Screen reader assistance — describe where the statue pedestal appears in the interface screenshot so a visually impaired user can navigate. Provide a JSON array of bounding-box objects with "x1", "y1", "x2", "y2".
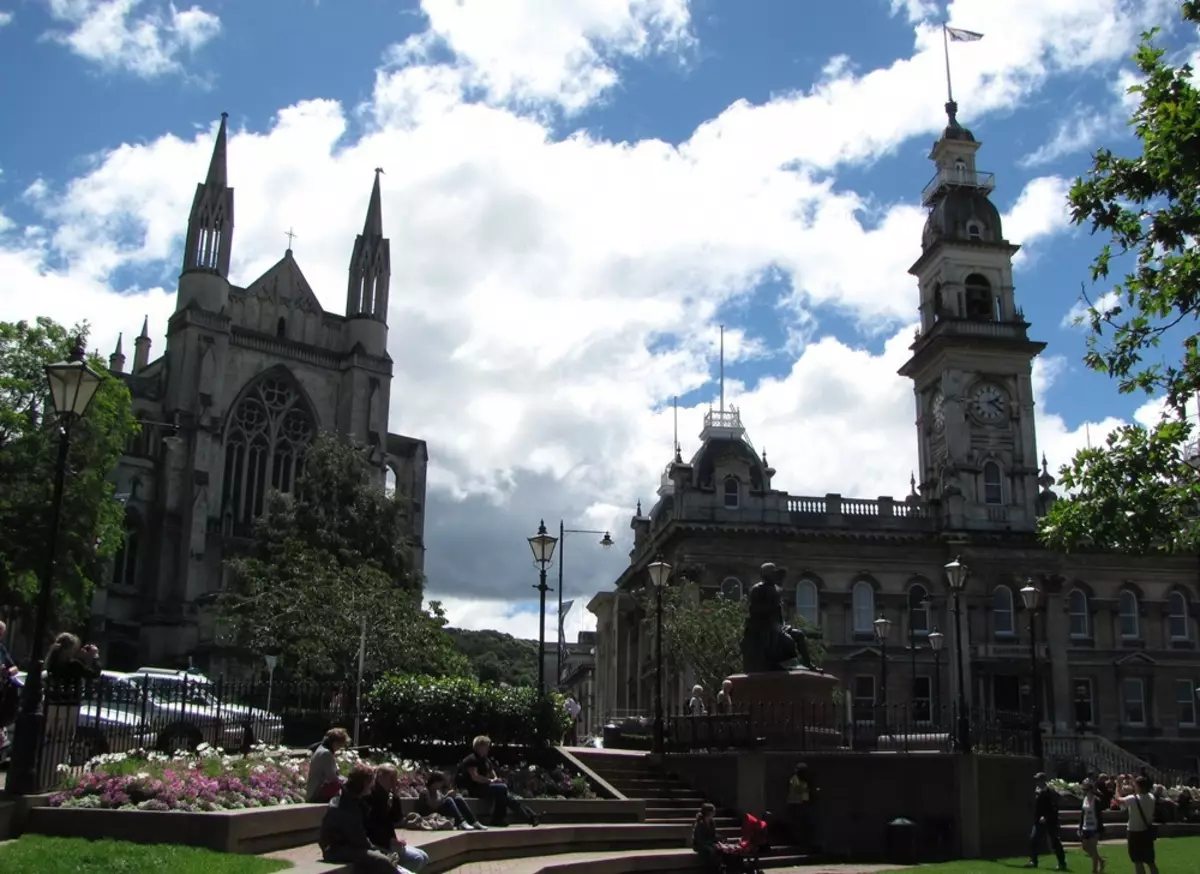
[{"x1": 725, "y1": 669, "x2": 842, "y2": 750}]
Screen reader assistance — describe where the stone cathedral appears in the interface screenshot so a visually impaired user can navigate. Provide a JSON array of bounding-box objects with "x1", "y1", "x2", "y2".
[{"x1": 92, "y1": 114, "x2": 429, "y2": 674}]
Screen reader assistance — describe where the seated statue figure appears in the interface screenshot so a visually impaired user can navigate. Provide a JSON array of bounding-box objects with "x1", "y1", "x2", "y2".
[{"x1": 739, "y1": 562, "x2": 821, "y2": 673}]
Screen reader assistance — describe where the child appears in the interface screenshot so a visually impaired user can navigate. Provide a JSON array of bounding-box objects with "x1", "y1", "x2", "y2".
[
  {"x1": 787, "y1": 763, "x2": 814, "y2": 851},
  {"x1": 692, "y1": 802, "x2": 726, "y2": 870}
]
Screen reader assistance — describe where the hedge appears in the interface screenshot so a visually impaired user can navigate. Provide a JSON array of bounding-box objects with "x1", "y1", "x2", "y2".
[{"x1": 365, "y1": 674, "x2": 571, "y2": 748}]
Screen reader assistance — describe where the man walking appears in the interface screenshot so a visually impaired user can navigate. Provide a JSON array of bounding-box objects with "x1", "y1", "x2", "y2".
[{"x1": 1026, "y1": 772, "x2": 1067, "y2": 870}]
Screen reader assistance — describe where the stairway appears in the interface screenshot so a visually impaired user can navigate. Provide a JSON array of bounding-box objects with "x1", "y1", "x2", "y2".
[{"x1": 573, "y1": 750, "x2": 812, "y2": 870}]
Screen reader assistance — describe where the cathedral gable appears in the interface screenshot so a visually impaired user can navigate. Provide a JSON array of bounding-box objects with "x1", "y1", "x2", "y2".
[{"x1": 244, "y1": 252, "x2": 323, "y2": 314}]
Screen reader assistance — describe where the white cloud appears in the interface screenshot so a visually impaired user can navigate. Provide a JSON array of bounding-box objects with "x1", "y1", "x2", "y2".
[
  {"x1": 397, "y1": 0, "x2": 694, "y2": 114},
  {"x1": 0, "y1": 10, "x2": 14, "y2": 27},
  {"x1": 888, "y1": 0, "x2": 939, "y2": 24},
  {"x1": 42, "y1": 0, "x2": 220, "y2": 78},
  {"x1": 1020, "y1": 109, "x2": 1115, "y2": 168},
  {"x1": 1062, "y1": 289, "x2": 1120, "y2": 329},
  {"x1": 0, "y1": 0, "x2": 1177, "y2": 634}
]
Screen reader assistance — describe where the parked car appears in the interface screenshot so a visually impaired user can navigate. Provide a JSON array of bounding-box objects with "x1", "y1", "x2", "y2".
[{"x1": 120, "y1": 669, "x2": 285, "y2": 752}]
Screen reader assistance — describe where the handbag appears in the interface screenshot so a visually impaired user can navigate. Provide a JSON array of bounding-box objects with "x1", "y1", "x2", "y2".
[{"x1": 1135, "y1": 797, "x2": 1158, "y2": 840}]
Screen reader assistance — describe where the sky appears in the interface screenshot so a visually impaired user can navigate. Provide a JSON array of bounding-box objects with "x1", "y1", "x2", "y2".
[{"x1": 0, "y1": 0, "x2": 1192, "y2": 643}]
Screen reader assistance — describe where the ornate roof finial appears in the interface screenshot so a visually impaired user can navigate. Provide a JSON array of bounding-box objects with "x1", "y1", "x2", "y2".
[
  {"x1": 284, "y1": 227, "x2": 298, "y2": 252},
  {"x1": 636, "y1": 499, "x2": 643, "y2": 516}
]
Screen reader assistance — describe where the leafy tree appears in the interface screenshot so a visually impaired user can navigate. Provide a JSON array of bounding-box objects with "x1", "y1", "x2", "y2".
[
  {"x1": 0, "y1": 318, "x2": 137, "y2": 636},
  {"x1": 1041, "y1": 5, "x2": 1200, "y2": 553},
  {"x1": 220, "y1": 433, "x2": 469, "y2": 679},
  {"x1": 447, "y1": 628, "x2": 539, "y2": 687}
]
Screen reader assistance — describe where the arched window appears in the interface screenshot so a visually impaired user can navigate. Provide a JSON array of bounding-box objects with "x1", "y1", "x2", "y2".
[
  {"x1": 276, "y1": 317, "x2": 287, "y2": 338},
  {"x1": 908, "y1": 584, "x2": 930, "y2": 635},
  {"x1": 1118, "y1": 590, "x2": 1140, "y2": 639},
  {"x1": 796, "y1": 579, "x2": 819, "y2": 627},
  {"x1": 992, "y1": 586, "x2": 1015, "y2": 636},
  {"x1": 1168, "y1": 591, "x2": 1190, "y2": 641},
  {"x1": 953, "y1": 158, "x2": 967, "y2": 180},
  {"x1": 1067, "y1": 589, "x2": 1090, "y2": 639},
  {"x1": 384, "y1": 467, "x2": 397, "y2": 498},
  {"x1": 720, "y1": 577, "x2": 743, "y2": 601},
  {"x1": 222, "y1": 372, "x2": 316, "y2": 535},
  {"x1": 723, "y1": 477, "x2": 740, "y2": 509},
  {"x1": 982, "y1": 462, "x2": 1003, "y2": 505},
  {"x1": 964, "y1": 273, "x2": 993, "y2": 321},
  {"x1": 966, "y1": 221, "x2": 982, "y2": 241},
  {"x1": 111, "y1": 514, "x2": 140, "y2": 589},
  {"x1": 852, "y1": 581, "x2": 875, "y2": 635}
]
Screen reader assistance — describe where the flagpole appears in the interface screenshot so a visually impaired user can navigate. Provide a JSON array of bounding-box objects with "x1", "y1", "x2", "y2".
[{"x1": 942, "y1": 22, "x2": 954, "y2": 104}]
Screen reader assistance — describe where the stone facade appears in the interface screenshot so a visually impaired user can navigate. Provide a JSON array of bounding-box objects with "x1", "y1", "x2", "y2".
[
  {"x1": 588, "y1": 103, "x2": 1200, "y2": 774},
  {"x1": 91, "y1": 115, "x2": 428, "y2": 674}
]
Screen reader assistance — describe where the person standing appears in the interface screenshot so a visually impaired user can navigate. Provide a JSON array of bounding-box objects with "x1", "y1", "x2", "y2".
[
  {"x1": 41, "y1": 632, "x2": 101, "y2": 784},
  {"x1": 1117, "y1": 774, "x2": 1160, "y2": 874},
  {"x1": 715, "y1": 680, "x2": 734, "y2": 715},
  {"x1": 563, "y1": 695, "x2": 582, "y2": 745},
  {"x1": 1077, "y1": 778, "x2": 1106, "y2": 874},
  {"x1": 687, "y1": 685, "x2": 707, "y2": 716},
  {"x1": 1025, "y1": 772, "x2": 1067, "y2": 870},
  {"x1": 787, "y1": 762, "x2": 815, "y2": 852}
]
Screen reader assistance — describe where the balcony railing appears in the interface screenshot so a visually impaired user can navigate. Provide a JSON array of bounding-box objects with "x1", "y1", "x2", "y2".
[
  {"x1": 922, "y1": 168, "x2": 995, "y2": 205},
  {"x1": 702, "y1": 409, "x2": 742, "y2": 431}
]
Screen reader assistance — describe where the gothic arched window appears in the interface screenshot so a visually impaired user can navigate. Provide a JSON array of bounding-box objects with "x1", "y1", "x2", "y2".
[
  {"x1": 111, "y1": 512, "x2": 141, "y2": 589},
  {"x1": 222, "y1": 373, "x2": 316, "y2": 534},
  {"x1": 982, "y1": 461, "x2": 1003, "y2": 505},
  {"x1": 964, "y1": 273, "x2": 993, "y2": 321}
]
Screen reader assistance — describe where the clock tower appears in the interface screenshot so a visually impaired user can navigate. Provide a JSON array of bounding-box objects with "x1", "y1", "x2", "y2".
[{"x1": 898, "y1": 101, "x2": 1047, "y2": 532}]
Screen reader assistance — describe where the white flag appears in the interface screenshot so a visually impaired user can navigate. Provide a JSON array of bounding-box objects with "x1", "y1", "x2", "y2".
[{"x1": 946, "y1": 26, "x2": 984, "y2": 42}]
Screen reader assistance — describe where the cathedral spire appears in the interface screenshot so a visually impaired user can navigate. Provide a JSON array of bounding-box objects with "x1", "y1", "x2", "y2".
[
  {"x1": 206, "y1": 112, "x2": 229, "y2": 187},
  {"x1": 346, "y1": 169, "x2": 391, "y2": 323},
  {"x1": 133, "y1": 316, "x2": 151, "y2": 371},
  {"x1": 182, "y1": 113, "x2": 235, "y2": 279},
  {"x1": 109, "y1": 332, "x2": 126, "y2": 374}
]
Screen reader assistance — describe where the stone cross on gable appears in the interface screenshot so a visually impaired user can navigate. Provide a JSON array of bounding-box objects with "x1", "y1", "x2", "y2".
[{"x1": 285, "y1": 227, "x2": 298, "y2": 249}]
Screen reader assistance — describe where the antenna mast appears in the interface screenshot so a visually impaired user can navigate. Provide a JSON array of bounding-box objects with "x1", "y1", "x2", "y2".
[
  {"x1": 673, "y1": 396, "x2": 679, "y2": 453},
  {"x1": 719, "y1": 325, "x2": 725, "y2": 415}
]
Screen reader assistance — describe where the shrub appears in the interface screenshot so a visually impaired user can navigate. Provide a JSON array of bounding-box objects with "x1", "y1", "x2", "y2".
[{"x1": 366, "y1": 674, "x2": 571, "y2": 748}]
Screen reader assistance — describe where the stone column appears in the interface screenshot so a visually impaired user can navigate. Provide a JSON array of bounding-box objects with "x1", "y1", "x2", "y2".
[{"x1": 1044, "y1": 591, "x2": 1071, "y2": 732}]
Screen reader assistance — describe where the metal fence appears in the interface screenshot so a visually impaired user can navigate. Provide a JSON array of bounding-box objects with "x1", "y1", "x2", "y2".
[
  {"x1": 27, "y1": 672, "x2": 359, "y2": 791},
  {"x1": 664, "y1": 700, "x2": 1036, "y2": 756}
]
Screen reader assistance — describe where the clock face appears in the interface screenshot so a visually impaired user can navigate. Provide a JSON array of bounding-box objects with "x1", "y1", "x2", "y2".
[
  {"x1": 930, "y1": 390, "x2": 945, "y2": 432},
  {"x1": 969, "y1": 383, "x2": 1007, "y2": 423}
]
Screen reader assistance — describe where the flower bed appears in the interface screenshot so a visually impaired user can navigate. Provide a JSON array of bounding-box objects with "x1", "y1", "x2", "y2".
[{"x1": 49, "y1": 744, "x2": 596, "y2": 811}]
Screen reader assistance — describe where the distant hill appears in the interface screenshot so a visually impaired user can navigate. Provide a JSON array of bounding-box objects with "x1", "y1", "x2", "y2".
[{"x1": 448, "y1": 628, "x2": 538, "y2": 687}]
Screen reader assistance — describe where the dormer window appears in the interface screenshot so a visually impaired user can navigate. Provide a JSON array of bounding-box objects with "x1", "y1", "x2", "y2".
[
  {"x1": 723, "y1": 477, "x2": 740, "y2": 509},
  {"x1": 966, "y1": 221, "x2": 982, "y2": 241}
]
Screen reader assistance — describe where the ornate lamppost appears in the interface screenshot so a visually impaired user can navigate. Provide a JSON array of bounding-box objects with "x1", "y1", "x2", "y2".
[
  {"x1": 646, "y1": 557, "x2": 672, "y2": 755},
  {"x1": 874, "y1": 613, "x2": 893, "y2": 734},
  {"x1": 527, "y1": 520, "x2": 559, "y2": 696},
  {"x1": 7, "y1": 338, "x2": 103, "y2": 795},
  {"x1": 943, "y1": 556, "x2": 972, "y2": 754},
  {"x1": 1019, "y1": 579, "x2": 1045, "y2": 766},
  {"x1": 556, "y1": 523, "x2": 613, "y2": 679}
]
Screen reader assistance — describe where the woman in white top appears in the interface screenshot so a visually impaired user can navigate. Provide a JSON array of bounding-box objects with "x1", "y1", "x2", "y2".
[
  {"x1": 1077, "y1": 779, "x2": 1106, "y2": 874},
  {"x1": 687, "y1": 685, "x2": 707, "y2": 716},
  {"x1": 1117, "y1": 774, "x2": 1159, "y2": 874}
]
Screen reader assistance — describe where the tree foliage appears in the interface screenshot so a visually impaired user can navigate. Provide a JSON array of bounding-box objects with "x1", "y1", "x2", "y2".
[
  {"x1": 635, "y1": 580, "x2": 826, "y2": 700},
  {"x1": 1040, "y1": 5, "x2": 1200, "y2": 552},
  {"x1": 0, "y1": 318, "x2": 137, "y2": 634},
  {"x1": 220, "y1": 433, "x2": 469, "y2": 679},
  {"x1": 447, "y1": 628, "x2": 539, "y2": 687}
]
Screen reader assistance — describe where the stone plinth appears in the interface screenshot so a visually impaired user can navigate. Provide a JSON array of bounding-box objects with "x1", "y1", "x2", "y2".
[{"x1": 726, "y1": 669, "x2": 841, "y2": 750}]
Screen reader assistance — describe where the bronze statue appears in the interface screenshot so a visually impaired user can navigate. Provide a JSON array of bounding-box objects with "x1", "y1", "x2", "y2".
[{"x1": 740, "y1": 562, "x2": 821, "y2": 673}]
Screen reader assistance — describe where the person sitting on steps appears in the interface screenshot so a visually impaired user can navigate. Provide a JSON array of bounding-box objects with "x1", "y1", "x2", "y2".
[
  {"x1": 456, "y1": 735, "x2": 539, "y2": 828},
  {"x1": 418, "y1": 771, "x2": 485, "y2": 831},
  {"x1": 365, "y1": 764, "x2": 431, "y2": 871},
  {"x1": 320, "y1": 765, "x2": 405, "y2": 874}
]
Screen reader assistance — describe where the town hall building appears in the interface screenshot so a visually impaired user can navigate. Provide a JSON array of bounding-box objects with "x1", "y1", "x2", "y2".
[
  {"x1": 589, "y1": 101, "x2": 1200, "y2": 775},
  {"x1": 92, "y1": 114, "x2": 428, "y2": 674}
]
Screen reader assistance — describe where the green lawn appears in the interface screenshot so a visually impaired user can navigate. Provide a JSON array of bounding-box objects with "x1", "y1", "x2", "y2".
[
  {"x1": 899, "y1": 836, "x2": 1198, "y2": 873},
  {"x1": 0, "y1": 835, "x2": 293, "y2": 873}
]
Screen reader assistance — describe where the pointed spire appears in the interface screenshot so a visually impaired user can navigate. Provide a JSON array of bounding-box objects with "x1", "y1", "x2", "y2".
[
  {"x1": 364, "y1": 167, "x2": 384, "y2": 237},
  {"x1": 109, "y1": 332, "x2": 126, "y2": 374},
  {"x1": 636, "y1": 499, "x2": 643, "y2": 517},
  {"x1": 206, "y1": 112, "x2": 229, "y2": 187},
  {"x1": 133, "y1": 315, "x2": 152, "y2": 372}
]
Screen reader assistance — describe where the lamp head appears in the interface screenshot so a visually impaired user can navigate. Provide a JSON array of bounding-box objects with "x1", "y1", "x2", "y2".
[
  {"x1": 599, "y1": 531, "x2": 614, "y2": 548},
  {"x1": 944, "y1": 555, "x2": 968, "y2": 591},
  {"x1": 873, "y1": 613, "x2": 892, "y2": 642},
  {"x1": 1020, "y1": 579, "x2": 1042, "y2": 612},
  {"x1": 527, "y1": 519, "x2": 558, "y2": 567},
  {"x1": 927, "y1": 628, "x2": 945, "y2": 652},
  {"x1": 646, "y1": 556, "x2": 671, "y2": 589}
]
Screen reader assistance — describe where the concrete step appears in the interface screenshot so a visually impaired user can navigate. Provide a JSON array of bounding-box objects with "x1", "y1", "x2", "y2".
[
  {"x1": 1058, "y1": 809, "x2": 1125, "y2": 823},
  {"x1": 633, "y1": 797, "x2": 706, "y2": 807}
]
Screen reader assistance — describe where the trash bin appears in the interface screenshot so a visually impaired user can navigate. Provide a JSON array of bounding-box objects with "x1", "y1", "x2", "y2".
[
  {"x1": 885, "y1": 817, "x2": 918, "y2": 864},
  {"x1": 602, "y1": 723, "x2": 620, "y2": 748}
]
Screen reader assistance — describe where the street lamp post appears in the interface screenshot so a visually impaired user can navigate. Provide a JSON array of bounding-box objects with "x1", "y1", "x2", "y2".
[
  {"x1": 1020, "y1": 579, "x2": 1045, "y2": 766},
  {"x1": 556, "y1": 523, "x2": 613, "y2": 680},
  {"x1": 7, "y1": 338, "x2": 103, "y2": 795},
  {"x1": 527, "y1": 520, "x2": 559, "y2": 696},
  {"x1": 874, "y1": 613, "x2": 892, "y2": 735},
  {"x1": 646, "y1": 557, "x2": 671, "y2": 755},
  {"x1": 944, "y1": 556, "x2": 972, "y2": 755},
  {"x1": 928, "y1": 628, "x2": 945, "y2": 726}
]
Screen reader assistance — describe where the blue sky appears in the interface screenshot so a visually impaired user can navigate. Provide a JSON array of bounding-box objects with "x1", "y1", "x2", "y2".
[{"x1": 0, "y1": 0, "x2": 1190, "y2": 637}]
